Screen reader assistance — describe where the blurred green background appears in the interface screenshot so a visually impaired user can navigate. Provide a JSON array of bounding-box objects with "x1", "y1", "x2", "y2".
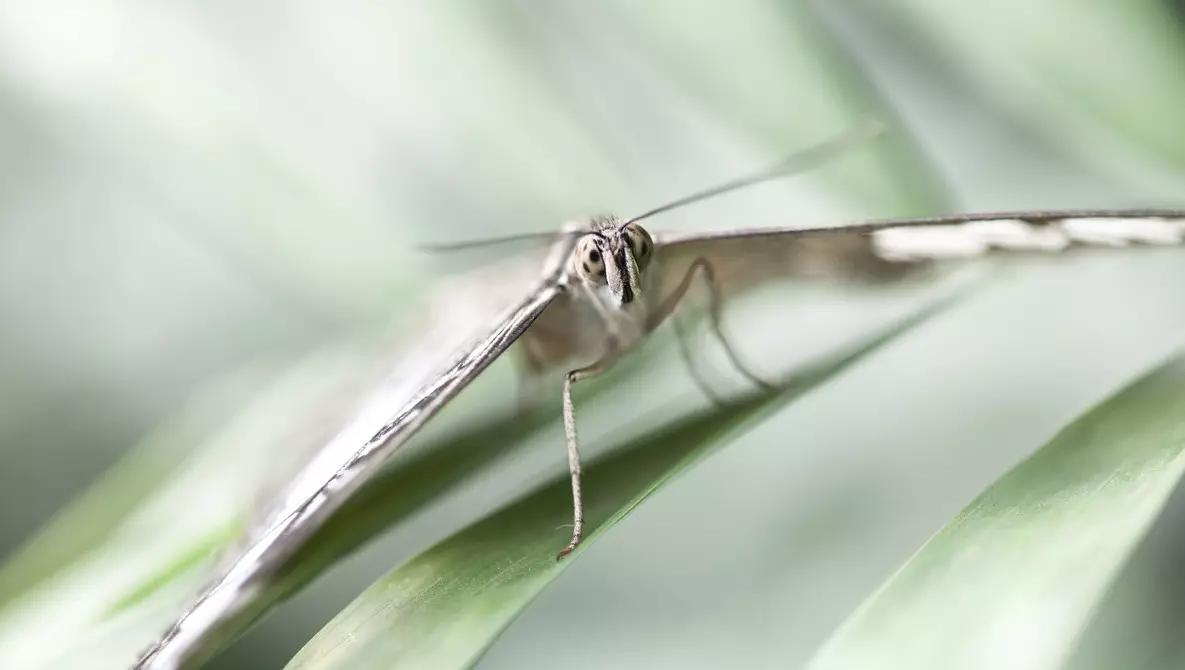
[{"x1": 4, "y1": 2, "x2": 1185, "y2": 668}]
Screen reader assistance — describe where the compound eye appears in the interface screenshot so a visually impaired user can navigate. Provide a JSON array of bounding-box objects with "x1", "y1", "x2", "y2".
[
  {"x1": 623, "y1": 222, "x2": 654, "y2": 268},
  {"x1": 576, "y1": 237, "x2": 606, "y2": 283}
]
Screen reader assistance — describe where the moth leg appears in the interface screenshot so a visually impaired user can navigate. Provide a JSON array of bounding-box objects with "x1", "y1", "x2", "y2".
[
  {"x1": 672, "y1": 310, "x2": 728, "y2": 406},
  {"x1": 697, "y1": 258, "x2": 775, "y2": 392},
  {"x1": 557, "y1": 350, "x2": 620, "y2": 560},
  {"x1": 650, "y1": 257, "x2": 774, "y2": 395}
]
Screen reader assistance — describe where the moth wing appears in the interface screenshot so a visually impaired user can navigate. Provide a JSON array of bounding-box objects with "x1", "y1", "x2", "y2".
[
  {"x1": 648, "y1": 222, "x2": 908, "y2": 304},
  {"x1": 648, "y1": 209, "x2": 1185, "y2": 301},
  {"x1": 251, "y1": 244, "x2": 565, "y2": 544},
  {"x1": 137, "y1": 242, "x2": 570, "y2": 669}
]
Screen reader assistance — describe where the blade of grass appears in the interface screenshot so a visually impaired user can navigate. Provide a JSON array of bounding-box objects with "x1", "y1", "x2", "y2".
[
  {"x1": 0, "y1": 353, "x2": 378, "y2": 669},
  {"x1": 0, "y1": 366, "x2": 280, "y2": 609},
  {"x1": 809, "y1": 344, "x2": 1185, "y2": 670},
  {"x1": 284, "y1": 296, "x2": 955, "y2": 670}
]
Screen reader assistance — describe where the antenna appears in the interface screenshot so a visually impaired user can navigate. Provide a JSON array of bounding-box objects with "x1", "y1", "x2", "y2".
[
  {"x1": 422, "y1": 118, "x2": 886, "y2": 251},
  {"x1": 622, "y1": 117, "x2": 886, "y2": 225},
  {"x1": 419, "y1": 229, "x2": 580, "y2": 252}
]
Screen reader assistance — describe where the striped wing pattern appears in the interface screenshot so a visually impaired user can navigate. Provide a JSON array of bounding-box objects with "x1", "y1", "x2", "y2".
[
  {"x1": 651, "y1": 210, "x2": 1185, "y2": 300},
  {"x1": 134, "y1": 243, "x2": 573, "y2": 670}
]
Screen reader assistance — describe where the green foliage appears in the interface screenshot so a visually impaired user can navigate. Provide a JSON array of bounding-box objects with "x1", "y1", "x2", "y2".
[{"x1": 811, "y1": 349, "x2": 1185, "y2": 670}]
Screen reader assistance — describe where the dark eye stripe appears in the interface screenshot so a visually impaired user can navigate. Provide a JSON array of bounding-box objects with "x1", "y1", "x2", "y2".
[
  {"x1": 624, "y1": 225, "x2": 650, "y2": 256},
  {"x1": 632, "y1": 234, "x2": 648, "y2": 255}
]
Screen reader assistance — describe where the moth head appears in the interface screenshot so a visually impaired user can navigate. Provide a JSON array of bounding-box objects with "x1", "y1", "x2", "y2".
[{"x1": 571, "y1": 217, "x2": 655, "y2": 306}]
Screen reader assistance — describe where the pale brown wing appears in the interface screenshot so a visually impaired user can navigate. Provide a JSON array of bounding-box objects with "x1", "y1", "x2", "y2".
[
  {"x1": 135, "y1": 240, "x2": 573, "y2": 670},
  {"x1": 649, "y1": 208, "x2": 1185, "y2": 301}
]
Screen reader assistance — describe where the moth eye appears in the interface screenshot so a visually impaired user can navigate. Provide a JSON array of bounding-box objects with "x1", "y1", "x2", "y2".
[
  {"x1": 624, "y1": 223, "x2": 654, "y2": 268},
  {"x1": 576, "y1": 238, "x2": 607, "y2": 283}
]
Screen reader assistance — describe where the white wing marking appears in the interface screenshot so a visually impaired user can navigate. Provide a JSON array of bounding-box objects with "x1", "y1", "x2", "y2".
[
  {"x1": 874, "y1": 216, "x2": 1185, "y2": 261},
  {"x1": 651, "y1": 210, "x2": 1185, "y2": 299}
]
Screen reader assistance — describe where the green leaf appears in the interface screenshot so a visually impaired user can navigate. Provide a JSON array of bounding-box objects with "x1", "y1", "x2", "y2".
[
  {"x1": 0, "y1": 355, "x2": 374, "y2": 669},
  {"x1": 809, "y1": 346, "x2": 1185, "y2": 670},
  {"x1": 0, "y1": 418, "x2": 193, "y2": 609},
  {"x1": 284, "y1": 299, "x2": 951, "y2": 670}
]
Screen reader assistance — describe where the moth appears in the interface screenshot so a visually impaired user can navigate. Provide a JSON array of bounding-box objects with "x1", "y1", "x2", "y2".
[{"x1": 135, "y1": 125, "x2": 1185, "y2": 669}]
